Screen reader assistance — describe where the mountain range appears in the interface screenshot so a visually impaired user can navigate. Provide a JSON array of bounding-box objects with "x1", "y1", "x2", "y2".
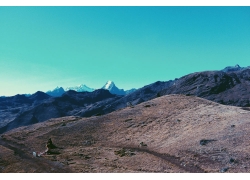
[
  {"x1": 46, "y1": 81, "x2": 136, "y2": 97},
  {"x1": 1, "y1": 93, "x2": 250, "y2": 172},
  {"x1": 1, "y1": 64, "x2": 250, "y2": 134}
]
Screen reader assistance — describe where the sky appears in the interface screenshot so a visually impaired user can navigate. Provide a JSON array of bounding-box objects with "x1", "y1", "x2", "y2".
[{"x1": 0, "y1": 6, "x2": 250, "y2": 96}]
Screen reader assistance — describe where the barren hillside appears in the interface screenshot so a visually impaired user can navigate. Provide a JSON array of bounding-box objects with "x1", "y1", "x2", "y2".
[{"x1": 1, "y1": 94, "x2": 250, "y2": 173}]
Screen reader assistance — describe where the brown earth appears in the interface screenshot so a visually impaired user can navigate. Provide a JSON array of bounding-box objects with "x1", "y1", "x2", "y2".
[{"x1": 1, "y1": 94, "x2": 250, "y2": 173}]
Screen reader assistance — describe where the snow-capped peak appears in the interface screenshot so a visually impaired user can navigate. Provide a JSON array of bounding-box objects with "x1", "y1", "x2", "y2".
[
  {"x1": 65, "y1": 84, "x2": 94, "y2": 92},
  {"x1": 103, "y1": 80, "x2": 114, "y2": 90}
]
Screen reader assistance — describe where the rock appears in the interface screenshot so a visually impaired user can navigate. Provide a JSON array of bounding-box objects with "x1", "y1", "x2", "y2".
[
  {"x1": 126, "y1": 102, "x2": 133, "y2": 108},
  {"x1": 83, "y1": 140, "x2": 93, "y2": 146},
  {"x1": 220, "y1": 167, "x2": 229, "y2": 173},
  {"x1": 229, "y1": 158, "x2": 236, "y2": 164},
  {"x1": 139, "y1": 142, "x2": 147, "y2": 147},
  {"x1": 124, "y1": 118, "x2": 133, "y2": 122},
  {"x1": 199, "y1": 139, "x2": 216, "y2": 146},
  {"x1": 46, "y1": 138, "x2": 53, "y2": 149},
  {"x1": 45, "y1": 138, "x2": 58, "y2": 154},
  {"x1": 231, "y1": 125, "x2": 235, "y2": 128},
  {"x1": 84, "y1": 155, "x2": 91, "y2": 159}
]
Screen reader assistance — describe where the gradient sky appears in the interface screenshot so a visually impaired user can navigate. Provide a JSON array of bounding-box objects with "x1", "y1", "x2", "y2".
[{"x1": 0, "y1": 6, "x2": 250, "y2": 96}]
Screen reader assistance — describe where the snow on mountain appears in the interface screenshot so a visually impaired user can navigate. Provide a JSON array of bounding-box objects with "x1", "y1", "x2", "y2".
[
  {"x1": 65, "y1": 84, "x2": 95, "y2": 92},
  {"x1": 103, "y1": 80, "x2": 115, "y2": 90},
  {"x1": 46, "y1": 81, "x2": 135, "y2": 97},
  {"x1": 102, "y1": 80, "x2": 136, "y2": 96},
  {"x1": 102, "y1": 80, "x2": 125, "y2": 95}
]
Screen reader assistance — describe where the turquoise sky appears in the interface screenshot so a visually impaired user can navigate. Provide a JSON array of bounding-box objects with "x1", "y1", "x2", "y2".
[{"x1": 0, "y1": 6, "x2": 250, "y2": 96}]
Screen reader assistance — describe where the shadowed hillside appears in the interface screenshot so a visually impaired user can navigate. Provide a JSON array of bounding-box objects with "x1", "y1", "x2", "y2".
[
  {"x1": 0, "y1": 90, "x2": 120, "y2": 134},
  {"x1": 1, "y1": 66, "x2": 250, "y2": 135},
  {"x1": 1, "y1": 95, "x2": 250, "y2": 172},
  {"x1": 160, "y1": 68, "x2": 250, "y2": 107}
]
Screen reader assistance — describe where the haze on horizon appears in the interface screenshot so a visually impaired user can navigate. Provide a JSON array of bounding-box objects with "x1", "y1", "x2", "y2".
[{"x1": 0, "y1": 6, "x2": 250, "y2": 96}]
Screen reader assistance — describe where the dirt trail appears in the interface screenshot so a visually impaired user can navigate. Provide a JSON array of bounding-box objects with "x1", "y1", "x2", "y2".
[
  {"x1": 129, "y1": 147, "x2": 204, "y2": 173},
  {"x1": 0, "y1": 138, "x2": 71, "y2": 173}
]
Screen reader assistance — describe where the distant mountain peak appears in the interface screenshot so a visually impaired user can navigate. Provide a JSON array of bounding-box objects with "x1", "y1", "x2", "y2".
[
  {"x1": 45, "y1": 81, "x2": 135, "y2": 97},
  {"x1": 101, "y1": 80, "x2": 136, "y2": 95},
  {"x1": 46, "y1": 86, "x2": 65, "y2": 97},
  {"x1": 53, "y1": 86, "x2": 64, "y2": 90},
  {"x1": 221, "y1": 64, "x2": 247, "y2": 72},
  {"x1": 65, "y1": 84, "x2": 94, "y2": 92},
  {"x1": 103, "y1": 80, "x2": 115, "y2": 90},
  {"x1": 29, "y1": 91, "x2": 51, "y2": 101}
]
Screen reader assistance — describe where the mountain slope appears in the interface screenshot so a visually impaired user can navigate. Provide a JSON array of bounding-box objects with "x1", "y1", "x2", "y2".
[
  {"x1": 101, "y1": 80, "x2": 136, "y2": 95},
  {"x1": 0, "y1": 92, "x2": 52, "y2": 129},
  {"x1": 1, "y1": 65, "x2": 250, "y2": 135},
  {"x1": 159, "y1": 68, "x2": 250, "y2": 107},
  {"x1": 0, "y1": 80, "x2": 174, "y2": 134},
  {"x1": 46, "y1": 87, "x2": 65, "y2": 97},
  {"x1": 1, "y1": 95, "x2": 250, "y2": 172},
  {"x1": 102, "y1": 80, "x2": 175, "y2": 112},
  {"x1": 102, "y1": 80, "x2": 126, "y2": 95},
  {"x1": 0, "y1": 89, "x2": 120, "y2": 134}
]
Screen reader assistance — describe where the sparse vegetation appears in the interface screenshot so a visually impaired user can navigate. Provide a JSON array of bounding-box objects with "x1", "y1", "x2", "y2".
[
  {"x1": 114, "y1": 148, "x2": 135, "y2": 157},
  {"x1": 1, "y1": 95, "x2": 250, "y2": 173}
]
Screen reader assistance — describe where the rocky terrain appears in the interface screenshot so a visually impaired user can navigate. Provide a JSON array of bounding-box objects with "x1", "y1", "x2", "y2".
[
  {"x1": 1, "y1": 94, "x2": 250, "y2": 173},
  {"x1": 0, "y1": 80, "x2": 175, "y2": 134},
  {"x1": 160, "y1": 67, "x2": 250, "y2": 107},
  {"x1": 0, "y1": 92, "x2": 51, "y2": 129},
  {"x1": 1, "y1": 65, "x2": 250, "y2": 135},
  {"x1": 0, "y1": 90, "x2": 121, "y2": 134}
]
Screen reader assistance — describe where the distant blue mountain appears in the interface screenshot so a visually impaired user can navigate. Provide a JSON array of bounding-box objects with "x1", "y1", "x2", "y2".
[
  {"x1": 221, "y1": 64, "x2": 250, "y2": 72},
  {"x1": 24, "y1": 94, "x2": 31, "y2": 97},
  {"x1": 125, "y1": 88, "x2": 137, "y2": 95},
  {"x1": 46, "y1": 87, "x2": 65, "y2": 97}
]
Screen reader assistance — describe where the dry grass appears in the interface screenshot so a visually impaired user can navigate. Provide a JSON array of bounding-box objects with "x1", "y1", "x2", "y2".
[{"x1": 1, "y1": 94, "x2": 250, "y2": 173}]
